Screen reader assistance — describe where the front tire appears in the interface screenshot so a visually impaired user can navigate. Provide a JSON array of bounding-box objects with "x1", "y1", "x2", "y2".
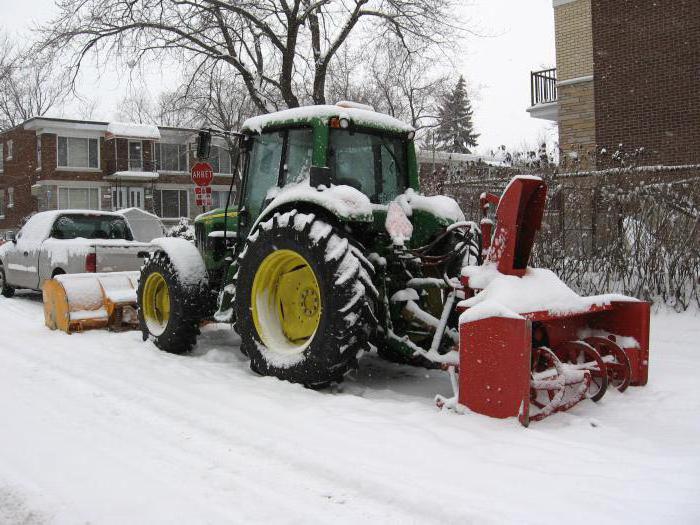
[
  {"x1": 0, "y1": 266, "x2": 15, "y2": 298},
  {"x1": 235, "y1": 211, "x2": 377, "y2": 386},
  {"x1": 137, "y1": 251, "x2": 205, "y2": 354}
]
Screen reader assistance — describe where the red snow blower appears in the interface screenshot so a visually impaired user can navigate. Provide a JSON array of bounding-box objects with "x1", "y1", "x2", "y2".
[{"x1": 456, "y1": 176, "x2": 650, "y2": 426}]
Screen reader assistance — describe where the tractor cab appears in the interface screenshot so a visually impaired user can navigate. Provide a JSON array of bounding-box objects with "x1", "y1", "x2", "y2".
[{"x1": 232, "y1": 102, "x2": 420, "y2": 238}]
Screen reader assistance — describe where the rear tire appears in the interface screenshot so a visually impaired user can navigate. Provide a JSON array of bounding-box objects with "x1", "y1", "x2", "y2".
[
  {"x1": 235, "y1": 211, "x2": 377, "y2": 386},
  {"x1": 137, "y1": 251, "x2": 205, "y2": 354},
  {"x1": 0, "y1": 266, "x2": 15, "y2": 298}
]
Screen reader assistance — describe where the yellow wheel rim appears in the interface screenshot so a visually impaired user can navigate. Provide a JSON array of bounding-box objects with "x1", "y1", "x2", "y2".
[
  {"x1": 142, "y1": 272, "x2": 171, "y2": 336},
  {"x1": 251, "y1": 249, "x2": 322, "y2": 354}
]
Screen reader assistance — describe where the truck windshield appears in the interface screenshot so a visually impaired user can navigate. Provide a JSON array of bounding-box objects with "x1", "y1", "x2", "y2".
[
  {"x1": 329, "y1": 129, "x2": 408, "y2": 204},
  {"x1": 51, "y1": 214, "x2": 133, "y2": 241}
]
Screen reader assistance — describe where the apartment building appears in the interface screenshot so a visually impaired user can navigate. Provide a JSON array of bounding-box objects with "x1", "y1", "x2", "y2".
[
  {"x1": 527, "y1": 0, "x2": 700, "y2": 169},
  {"x1": 0, "y1": 117, "x2": 235, "y2": 230}
]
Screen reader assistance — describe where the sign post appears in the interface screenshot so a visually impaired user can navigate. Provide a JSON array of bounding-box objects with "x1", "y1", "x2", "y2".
[{"x1": 191, "y1": 161, "x2": 214, "y2": 209}]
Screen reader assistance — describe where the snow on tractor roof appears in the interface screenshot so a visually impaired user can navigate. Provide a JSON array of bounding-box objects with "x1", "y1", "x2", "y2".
[{"x1": 242, "y1": 104, "x2": 415, "y2": 134}]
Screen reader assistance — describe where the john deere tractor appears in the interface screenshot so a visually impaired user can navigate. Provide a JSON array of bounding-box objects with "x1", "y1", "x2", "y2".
[{"x1": 137, "y1": 102, "x2": 479, "y2": 386}]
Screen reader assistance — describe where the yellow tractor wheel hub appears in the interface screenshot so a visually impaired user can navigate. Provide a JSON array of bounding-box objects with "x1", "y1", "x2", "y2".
[
  {"x1": 252, "y1": 249, "x2": 322, "y2": 354},
  {"x1": 142, "y1": 272, "x2": 171, "y2": 336}
]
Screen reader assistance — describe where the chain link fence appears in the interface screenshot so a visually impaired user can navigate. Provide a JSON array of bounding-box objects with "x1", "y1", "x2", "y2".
[{"x1": 422, "y1": 163, "x2": 700, "y2": 310}]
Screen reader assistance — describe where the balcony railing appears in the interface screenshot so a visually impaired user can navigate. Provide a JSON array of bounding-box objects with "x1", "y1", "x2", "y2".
[
  {"x1": 530, "y1": 68, "x2": 557, "y2": 106},
  {"x1": 105, "y1": 159, "x2": 159, "y2": 175}
]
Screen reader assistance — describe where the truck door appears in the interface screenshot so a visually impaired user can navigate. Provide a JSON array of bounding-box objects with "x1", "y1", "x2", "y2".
[{"x1": 4, "y1": 214, "x2": 51, "y2": 289}]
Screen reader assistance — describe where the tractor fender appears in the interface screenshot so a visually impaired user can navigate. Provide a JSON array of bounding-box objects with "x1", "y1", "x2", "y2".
[
  {"x1": 149, "y1": 237, "x2": 209, "y2": 287},
  {"x1": 249, "y1": 183, "x2": 374, "y2": 236}
]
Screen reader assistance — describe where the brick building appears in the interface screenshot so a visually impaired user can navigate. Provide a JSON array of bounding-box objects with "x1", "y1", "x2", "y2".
[
  {"x1": 0, "y1": 117, "x2": 235, "y2": 231},
  {"x1": 527, "y1": 0, "x2": 700, "y2": 169}
]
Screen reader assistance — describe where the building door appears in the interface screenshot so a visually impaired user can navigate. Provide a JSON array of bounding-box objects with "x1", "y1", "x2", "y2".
[
  {"x1": 129, "y1": 187, "x2": 144, "y2": 209},
  {"x1": 112, "y1": 187, "x2": 128, "y2": 210}
]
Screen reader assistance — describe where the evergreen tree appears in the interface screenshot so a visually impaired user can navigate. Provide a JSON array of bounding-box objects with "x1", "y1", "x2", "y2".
[{"x1": 435, "y1": 76, "x2": 479, "y2": 154}]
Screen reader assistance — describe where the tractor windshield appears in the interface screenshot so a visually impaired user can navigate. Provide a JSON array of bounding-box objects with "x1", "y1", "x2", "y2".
[{"x1": 329, "y1": 129, "x2": 408, "y2": 204}]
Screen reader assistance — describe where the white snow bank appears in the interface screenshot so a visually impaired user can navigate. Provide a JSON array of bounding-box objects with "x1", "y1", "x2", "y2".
[
  {"x1": 106, "y1": 122, "x2": 161, "y2": 140},
  {"x1": 396, "y1": 189, "x2": 465, "y2": 223},
  {"x1": 243, "y1": 105, "x2": 414, "y2": 134},
  {"x1": 459, "y1": 264, "x2": 637, "y2": 323},
  {"x1": 152, "y1": 237, "x2": 208, "y2": 286}
]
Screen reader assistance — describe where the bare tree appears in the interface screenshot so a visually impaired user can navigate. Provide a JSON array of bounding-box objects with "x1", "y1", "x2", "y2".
[
  {"x1": 0, "y1": 34, "x2": 70, "y2": 130},
  {"x1": 41, "y1": 0, "x2": 464, "y2": 114}
]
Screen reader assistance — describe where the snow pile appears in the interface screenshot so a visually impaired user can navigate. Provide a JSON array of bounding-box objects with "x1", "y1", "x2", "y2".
[
  {"x1": 152, "y1": 238, "x2": 207, "y2": 286},
  {"x1": 0, "y1": 295, "x2": 698, "y2": 522},
  {"x1": 118, "y1": 207, "x2": 166, "y2": 242},
  {"x1": 459, "y1": 264, "x2": 638, "y2": 323},
  {"x1": 259, "y1": 180, "x2": 373, "y2": 224},
  {"x1": 243, "y1": 105, "x2": 414, "y2": 134},
  {"x1": 106, "y1": 122, "x2": 161, "y2": 140},
  {"x1": 396, "y1": 189, "x2": 465, "y2": 223}
]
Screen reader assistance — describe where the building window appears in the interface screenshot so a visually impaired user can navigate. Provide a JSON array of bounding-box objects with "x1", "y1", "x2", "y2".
[
  {"x1": 6, "y1": 140, "x2": 13, "y2": 160},
  {"x1": 7, "y1": 187, "x2": 13, "y2": 209},
  {"x1": 57, "y1": 137, "x2": 99, "y2": 169},
  {"x1": 0, "y1": 143, "x2": 3, "y2": 172},
  {"x1": 36, "y1": 139, "x2": 42, "y2": 170},
  {"x1": 211, "y1": 190, "x2": 234, "y2": 209},
  {"x1": 128, "y1": 140, "x2": 143, "y2": 171},
  {"x1": 210, "y1": 145, "x2": 232, "y2": 174},
  {"x1": 153, "y1": 189, "x2": 189, "y2": 218},
  {"x1": 0, "y1": 190, "x2": 4, "y2": 217},
  {"x1": 155, "y1": 143, "x2": 188, "y2": 172},
  {"x1": 57, "y1": 187, "x2": 101, "y2": 210}
]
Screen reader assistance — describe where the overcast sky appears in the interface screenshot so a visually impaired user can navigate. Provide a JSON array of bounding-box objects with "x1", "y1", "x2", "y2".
[{"x1": 0, "y1": 0, "x2": 556, "y2": 154}]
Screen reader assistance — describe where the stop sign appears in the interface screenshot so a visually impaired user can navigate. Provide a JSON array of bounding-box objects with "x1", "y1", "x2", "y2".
[{"x1": 191, "y1": 161, "x2": 214, "y2": 187}]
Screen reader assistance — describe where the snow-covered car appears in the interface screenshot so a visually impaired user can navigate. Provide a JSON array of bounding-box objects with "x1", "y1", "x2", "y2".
[{"x1": 0, "y1": 210, "x2": 154, "y2": 297}]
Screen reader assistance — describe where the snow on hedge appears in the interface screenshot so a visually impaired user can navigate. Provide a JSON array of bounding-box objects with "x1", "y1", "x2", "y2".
[
  {"x1": 459, "y1": 263, "x2": 638, "y2": 323},
  {"x1": 243, "y1": 104, "x2": 414, "y2": 134},
  {"x1": 152, "y1": 237, "x2": 208, "y2": 286}
]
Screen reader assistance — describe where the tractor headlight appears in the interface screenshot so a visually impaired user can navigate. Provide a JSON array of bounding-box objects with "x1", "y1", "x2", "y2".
[
  {"x1": 339, "y1": 118, "x2": 350, "y2": 129},
  {"x1": 407, "y1": 130, "x2": 415, "y2": 140}
]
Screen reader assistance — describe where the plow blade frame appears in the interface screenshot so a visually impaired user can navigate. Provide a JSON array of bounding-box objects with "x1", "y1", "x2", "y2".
[
  {"x1": 43, "y1": 272, "x2": 140, "y2": 334},
  {"x1": 459, "y1": 316, "x2": 532, "y2": 420}
]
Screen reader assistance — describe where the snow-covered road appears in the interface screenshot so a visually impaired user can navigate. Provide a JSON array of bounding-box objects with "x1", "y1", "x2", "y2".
[{"x1": 1, "y1": 292, "x2": 698, "y2": 524}]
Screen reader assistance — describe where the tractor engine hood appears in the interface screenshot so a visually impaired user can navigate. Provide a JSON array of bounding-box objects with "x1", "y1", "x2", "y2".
[{"x1": 253, "y1": 181, "x2": 465, "y2": 248}]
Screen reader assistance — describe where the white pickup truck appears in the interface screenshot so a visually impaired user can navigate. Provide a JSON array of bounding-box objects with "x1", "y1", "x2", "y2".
[{"x1": 0, "y1": 210, "x2": 155, "y2": 297}]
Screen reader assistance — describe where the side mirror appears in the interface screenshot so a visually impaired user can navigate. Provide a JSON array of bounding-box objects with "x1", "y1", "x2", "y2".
[
  {"x1": 310, "y1": 166, "x2": 331, "y2": 188},
  {"x1": 196, "y1": 130, "x2": 212, "y2": 160}
]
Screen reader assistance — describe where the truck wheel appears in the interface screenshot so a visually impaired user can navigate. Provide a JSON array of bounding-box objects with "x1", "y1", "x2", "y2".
[
  {"x1": 236, "y1": 211, "x2": 377, "y2": 387},
  {"x1": 0, "y1": 266, "x2": 15, "y2": 298},
  {"x1": 137, "y1": 251, "x2": 204, "y2": 354}
]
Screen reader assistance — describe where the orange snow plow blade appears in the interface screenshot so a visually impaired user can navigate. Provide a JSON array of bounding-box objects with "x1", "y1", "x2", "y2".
[{"x1": 42, "y1": 272, "x2": 140, "y2": 333}]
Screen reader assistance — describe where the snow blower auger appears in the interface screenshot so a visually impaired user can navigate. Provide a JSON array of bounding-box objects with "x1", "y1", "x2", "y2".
[
  {"x1": 452, "y1": 176, "x2": 650, "y2": 426},
  {"x1": 43, "y1": 272, "x2": 140, "y2": 333}
]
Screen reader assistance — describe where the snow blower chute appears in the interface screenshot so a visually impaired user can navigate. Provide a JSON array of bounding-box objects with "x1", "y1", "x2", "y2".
[
  {"x1": 43, "y1": 272, "x2": 140, "y2": 333},
  {"x1": 455, "y1": 176, "x2": 650, "y2": 426}
]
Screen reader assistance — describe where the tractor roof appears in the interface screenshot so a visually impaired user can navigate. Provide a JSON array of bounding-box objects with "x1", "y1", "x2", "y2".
[{"x1": 242, "y1": 104, "x2": 415, "y2": 134}]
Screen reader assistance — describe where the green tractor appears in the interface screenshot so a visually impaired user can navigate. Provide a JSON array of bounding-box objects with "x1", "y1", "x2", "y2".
[{"x1": 137, "y1": 103, "x2": 480, "y2": 386}]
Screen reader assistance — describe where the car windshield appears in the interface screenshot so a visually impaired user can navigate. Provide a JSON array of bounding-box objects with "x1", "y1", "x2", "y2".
[
  {"x1": 51, "y1": 214, "x2": 133, "y2": 240},
  {"x1": 329, "y1": 129, "x2": 408, "y2": 204}
]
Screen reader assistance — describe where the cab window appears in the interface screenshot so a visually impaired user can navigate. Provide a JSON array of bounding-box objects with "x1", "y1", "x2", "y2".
[{"x1": 244, "y1": 132, "x2": 284, "y2": 220}]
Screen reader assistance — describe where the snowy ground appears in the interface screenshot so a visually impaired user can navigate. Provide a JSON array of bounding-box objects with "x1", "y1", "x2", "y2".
[{"x1": 0, "y1": 291, "x2": 698, "y2": 524}]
